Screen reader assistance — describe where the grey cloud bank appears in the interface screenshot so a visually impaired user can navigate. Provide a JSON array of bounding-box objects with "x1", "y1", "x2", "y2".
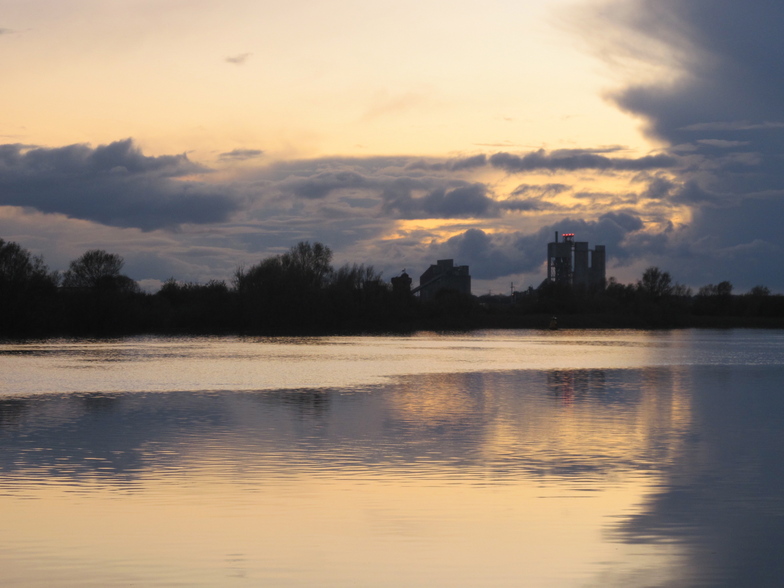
[
  {"x1": 0, "y1": 139, "x2": 238, "y2": 230},
  {"x1": 586, "y1": 0, "x2": 784, "y2": 288},
  {"x1": 0, "y1": 135, "x2": 773, "y2": 292}
]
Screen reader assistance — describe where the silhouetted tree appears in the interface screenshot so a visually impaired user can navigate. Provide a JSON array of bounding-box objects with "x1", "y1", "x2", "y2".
[
  {"x1": 62, "y1": 249, "x2": 135, "y2": 291},
  {"x1": 155, "y1": 278, "x2": 234, "y2": 332},
  {"x1": 280, "y1": 241, "x2": 333, "y2": 290},
  {"x1": 234, "y1": 241, "x2": 335, "y2": 332},
  {"x1": 637, "y1": 267, "x2": 673, "y2": 300},
  {"x1": 0, "y1": 239, "x2": 56, "y2": 288},
  {"x1": 0, "y1": 239, "x2": 59, "y2": 334},
  {"x1": 749, "y1": 285, "x2": 771, "y2": 297},
  {"x1": 694, "y1": 280, "x2": 734, "y2": 316},
  {"x1": 60, "y1": 249, "x2": 141, "y2": 333}
]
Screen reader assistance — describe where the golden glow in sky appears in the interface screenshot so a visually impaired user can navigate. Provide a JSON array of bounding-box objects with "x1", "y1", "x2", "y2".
[{"x1": 1, "y1": 0, "x2": 651, "y2": 160}]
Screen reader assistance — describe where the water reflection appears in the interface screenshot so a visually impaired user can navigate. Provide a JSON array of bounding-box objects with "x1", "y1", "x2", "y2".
[
  {"x1": 612, "y1": 365, "x2": 784, "y2": 588},
  {"x1": 1, "y1": 333, "x2": 783, "y2": 587},
  {"x1": 0, "y1": 370, "x2": 693, "y2": 486}
]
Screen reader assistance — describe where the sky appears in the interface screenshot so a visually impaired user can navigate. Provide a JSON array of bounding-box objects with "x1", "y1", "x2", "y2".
[{"x1": 2, "y1": 0, "x2": 783, "y2": 294}]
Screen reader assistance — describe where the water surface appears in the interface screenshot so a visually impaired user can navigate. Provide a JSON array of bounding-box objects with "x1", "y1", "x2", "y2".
[{"x1": 1, "y1": 330, "x2": 783, "y2": 587}]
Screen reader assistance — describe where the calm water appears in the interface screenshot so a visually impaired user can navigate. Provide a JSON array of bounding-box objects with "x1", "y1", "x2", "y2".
[{"x1": 1, "y1": 329, "x2": 784, "y2": 587}]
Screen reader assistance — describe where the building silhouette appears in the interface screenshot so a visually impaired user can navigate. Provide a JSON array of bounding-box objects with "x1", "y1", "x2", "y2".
[
  {"x1": 547, "y1": 232, "x2": 605, "y2": 288},
  {"x1": 412, "y1": 259, "x2": 471, "y2": 301},
  {"x1": 391, "y1": 271, "x2": 413, "y2": 296}
]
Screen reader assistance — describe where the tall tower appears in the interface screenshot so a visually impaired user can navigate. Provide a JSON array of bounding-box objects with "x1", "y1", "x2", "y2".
[
  {"x1": 547, "y1": 232, "x2": 574, "y2": 285},
  {"x1": 546, "y1": 232, "x2": 606, "y2": 288}
]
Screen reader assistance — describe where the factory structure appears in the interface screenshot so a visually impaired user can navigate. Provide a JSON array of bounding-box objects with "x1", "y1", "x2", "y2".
[
  {"x1": 391, "y1": 232, "x2": 605, "y2": 301},
  {"x1": 413, "y1": 259, "x2": 472, "y2": 301},
  {"x1": 546, "y1": 232, "x2": 606, "y2": 289},
  {"x1": 392, "y1": 259, "x2": 472, "y2": 301}
]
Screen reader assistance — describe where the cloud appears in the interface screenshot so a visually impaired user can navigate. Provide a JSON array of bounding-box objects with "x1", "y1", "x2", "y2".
[
  {"x1": 572, "y1": 0, "x2": 784, "y2": 291},
  {"x1": 407, "y1": 150, "x2": 677, "y2": 174},
  {"x1": 435, "y1": 229, "x2": 519, "y2": 280},
  {"x1": 682, "y1": 121, "x2": 784, "y2": 132},
  {"x1": 510, "y1": 183, "x2": 570, "y2": 198},
  {"x1": 0, "y1": 139, "x2": 238, "y2": 230},
  {"x1": 695, "y1": 139, "x2": 750, "y2": 148},
  {"x1": 5, "y1": 135, "x2": 777, "y2": 292},
  {"x1": 225, "y1": 52, "x2": 252, "y2": 65},
  {"x1": 219, "y1": 148, "x2": 264, "y2": 161},
  {"x1": 489, "y1": 149, "x2": 678, "y2": 173},
  {"x1": 279, "y1": 170, "x2": 374, "y2": 200},
  {"x1": 381, "y1": 183, "x2": 497, "y2": 219}
]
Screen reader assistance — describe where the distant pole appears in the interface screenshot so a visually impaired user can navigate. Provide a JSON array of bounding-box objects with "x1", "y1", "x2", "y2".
[{"x1": 510, "y1": 282, "x2": 514, "y2": 296}]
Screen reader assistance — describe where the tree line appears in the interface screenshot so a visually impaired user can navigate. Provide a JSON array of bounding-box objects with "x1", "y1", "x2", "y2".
[
  {"x1": 495, "y1": 266, "x2": 784, "y2": 328},
  {"x1": 2, "y1": 237, "x2": 783, "y2": 337}
]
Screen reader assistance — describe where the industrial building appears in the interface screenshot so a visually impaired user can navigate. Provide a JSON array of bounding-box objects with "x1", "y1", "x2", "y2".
[
  {"x1": 547, "y1": 232, "x2": 605, "y2": 289},
  {"x1": 390, "y1": 271, "x2": 413, "y2": 296},
  {"x1": 412, "y1": 259, "x2": 471, "y2": 301}
]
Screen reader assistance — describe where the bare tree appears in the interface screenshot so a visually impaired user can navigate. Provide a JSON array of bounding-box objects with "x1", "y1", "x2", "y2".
[
  {"x1": 637, "y1": 266, "x2": 673, "y2": 300},
  {"x1": 62, "y1": 249, "x2": 135, "y2": 291}
]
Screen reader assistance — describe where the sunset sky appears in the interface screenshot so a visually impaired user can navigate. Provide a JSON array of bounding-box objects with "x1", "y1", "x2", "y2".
[{"x1": 2, "y1": 0, "x2": 783, "y2": 293}]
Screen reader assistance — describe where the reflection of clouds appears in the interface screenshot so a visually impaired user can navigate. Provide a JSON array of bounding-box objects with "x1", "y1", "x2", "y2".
[
  {"x1": 0, "y1": 368, "x2": 691, "y2": 494},
  {"x1": 387, "y1": 372, "x2": 486, "y2": 428},
  {"x1": 478, "y1": 369, "x2": 693, "y2": 478},
  {"x1": 0, "y1": 368, "x2": 696, "y2": 486},
  {"x1": 612, "y1": 365, "x2": 784, "y2": 587}
]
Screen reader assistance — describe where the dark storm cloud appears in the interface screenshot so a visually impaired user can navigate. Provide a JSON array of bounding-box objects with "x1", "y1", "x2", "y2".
[
  {"x1": 682, "y1": 121, "x2": 784, "y2": 132},
  {"x1": 599, "y1": 0, "x2": 784, "y2": 153},
  {"x1": 381, "y1": 182, "x2": 497, "y2": 219},
  {"x1": 510, "y1": 183, "x2": 570, "y2": 198},
  {"x1": 263, "y1": 160, "x2": 504, "y2": 221},
  {"x1": 280, "y1": 171, "x2": 374, "y2": 199},
  {"x1": 0, "y1": 139, "x2": 238, "y2": 230},
  {"x1": 219, "y1": 148, "x2": 264, "y2": 161},
  {"x1": 407, "y1": 150, "x2": 676, "y2": 174},
  {"x1": 437, "y1": 229, "x2": 518, "y2": 280},
  {"x1": 489, "y1": 149, "x2": 677, "y2": 173},
  {"x1": 578, "y1": 0, "x2": 784, "y2": 290}
]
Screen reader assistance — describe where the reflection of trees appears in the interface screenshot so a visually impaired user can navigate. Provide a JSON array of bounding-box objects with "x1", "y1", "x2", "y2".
[
  {"x1": 0, "y1": 368, "x2": 695, "y2": 490},
  {"x1": 261, "y1": 389, "x2": 331, "y2": 419},
  {"x1": 0, "y1": 392, "x2": 229, "y2": 483},
  {"x1": 0, "y1": 398, "x2": 29, "y2": 427},
  {"x1": 80, "y1": 393, "x2": 122, "y2": 413}
]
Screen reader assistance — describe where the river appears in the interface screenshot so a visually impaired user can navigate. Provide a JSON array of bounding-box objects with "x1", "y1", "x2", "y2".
[{"x1": 1, "y1": 329, "x2": 783, "y2": 587}]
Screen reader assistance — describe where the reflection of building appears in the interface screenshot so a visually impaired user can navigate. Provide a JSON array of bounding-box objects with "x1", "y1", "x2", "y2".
[
  {"x1": 547, "y1": 232, "x2": 605, "y2": 288},
  {"x1": 413, "y1": 259, "x2": 471, "y2": 301}
]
